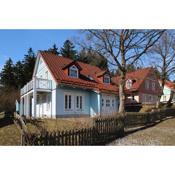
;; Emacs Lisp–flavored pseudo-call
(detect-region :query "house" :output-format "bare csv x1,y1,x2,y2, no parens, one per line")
159,80,175,103
112,68,161,108
20,51,119,118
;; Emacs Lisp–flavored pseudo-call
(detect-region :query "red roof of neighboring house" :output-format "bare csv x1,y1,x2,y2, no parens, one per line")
112,67,154,92
39,51,118,94
159,79,175,91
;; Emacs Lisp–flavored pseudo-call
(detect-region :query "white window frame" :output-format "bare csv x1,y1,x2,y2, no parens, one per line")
69,65,78,78
64,93,73,111
126,79,132,89
104,75,110,84
152,82,155,91
106,99,110,107
75,94,84,111
102,98,104,107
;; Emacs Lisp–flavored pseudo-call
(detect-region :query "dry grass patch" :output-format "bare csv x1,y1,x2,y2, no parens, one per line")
26,117,94,133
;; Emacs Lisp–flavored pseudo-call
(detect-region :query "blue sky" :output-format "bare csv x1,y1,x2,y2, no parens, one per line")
0,30,79,70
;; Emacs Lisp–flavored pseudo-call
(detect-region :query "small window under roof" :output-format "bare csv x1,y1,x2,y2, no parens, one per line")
104,74,110,84
69,65,78,78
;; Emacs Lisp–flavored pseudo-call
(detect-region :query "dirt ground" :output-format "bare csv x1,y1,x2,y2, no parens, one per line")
110,116,175,146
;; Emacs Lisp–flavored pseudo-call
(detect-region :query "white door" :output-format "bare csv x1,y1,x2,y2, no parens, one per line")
101,94,117,116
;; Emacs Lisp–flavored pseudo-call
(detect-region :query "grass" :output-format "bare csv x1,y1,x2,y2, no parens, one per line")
0,115,93,146
24,117,94,134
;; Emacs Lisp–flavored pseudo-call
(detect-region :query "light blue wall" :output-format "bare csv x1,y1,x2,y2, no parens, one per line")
56,86,91,116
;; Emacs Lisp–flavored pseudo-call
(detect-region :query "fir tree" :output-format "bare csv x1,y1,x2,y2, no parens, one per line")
60,40,77,60
23,48,36,83
14,61,25,88
48,44,59,55
0,58,16,88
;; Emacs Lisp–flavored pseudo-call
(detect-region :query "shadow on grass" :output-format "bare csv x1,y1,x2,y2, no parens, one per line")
0,117,14,128
125,116,175,136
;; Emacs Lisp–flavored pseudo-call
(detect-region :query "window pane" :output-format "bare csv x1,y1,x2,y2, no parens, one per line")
69,95,71,109
80,96,82,109
77,96,79,108
104,76,110,84
102,99,104,106
106,99,110,107
65,95,67,109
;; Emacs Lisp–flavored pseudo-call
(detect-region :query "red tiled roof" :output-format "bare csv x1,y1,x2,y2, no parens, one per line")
112,67,154,92
39,51,118,93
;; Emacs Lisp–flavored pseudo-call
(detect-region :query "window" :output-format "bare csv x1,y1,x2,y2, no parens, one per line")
65,94,72,110
106,99,110,107
126,79,132,89
149,95,152,102
152,82,155,91
112,99,114,107
145,80,149,89
45,71,48,79
163,95,166,101
104,75,110,84
69,65,78,78
102,99,104,106
76,95,83,110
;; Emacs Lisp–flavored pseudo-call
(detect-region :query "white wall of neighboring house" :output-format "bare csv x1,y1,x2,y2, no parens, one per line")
160,85,175,103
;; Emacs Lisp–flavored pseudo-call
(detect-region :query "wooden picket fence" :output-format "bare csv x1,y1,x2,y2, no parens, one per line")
21,108,175,146
22,117,124,146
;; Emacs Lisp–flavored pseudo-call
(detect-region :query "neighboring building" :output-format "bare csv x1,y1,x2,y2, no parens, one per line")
159,80,175,103
20,51,119,118
112,68,161,107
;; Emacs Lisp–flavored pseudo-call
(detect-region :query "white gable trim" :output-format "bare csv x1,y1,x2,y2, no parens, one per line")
33,52,57,86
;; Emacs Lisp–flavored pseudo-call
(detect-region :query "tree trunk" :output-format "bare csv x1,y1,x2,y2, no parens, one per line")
118,71,125,113
167,90,174,107
118,33,126,113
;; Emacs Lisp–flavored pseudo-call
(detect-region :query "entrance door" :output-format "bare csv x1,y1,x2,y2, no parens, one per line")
101,94,117,116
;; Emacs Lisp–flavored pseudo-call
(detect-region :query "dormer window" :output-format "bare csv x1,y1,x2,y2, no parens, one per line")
126,79,132,89
104,75,110,84
69,65,78,78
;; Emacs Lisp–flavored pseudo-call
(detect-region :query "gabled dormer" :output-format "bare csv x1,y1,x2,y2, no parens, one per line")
62,61,82,78
96,70,111,84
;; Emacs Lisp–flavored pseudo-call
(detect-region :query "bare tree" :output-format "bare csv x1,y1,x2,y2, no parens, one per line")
149,31,175,108
82,30,165,113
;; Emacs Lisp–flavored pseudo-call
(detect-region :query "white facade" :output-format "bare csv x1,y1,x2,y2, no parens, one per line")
160,85,175,103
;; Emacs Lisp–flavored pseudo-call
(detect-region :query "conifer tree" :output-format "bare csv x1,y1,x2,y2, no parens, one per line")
48,44,59,55
23,48,36,83
0,58,16,88
60,40,77,60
